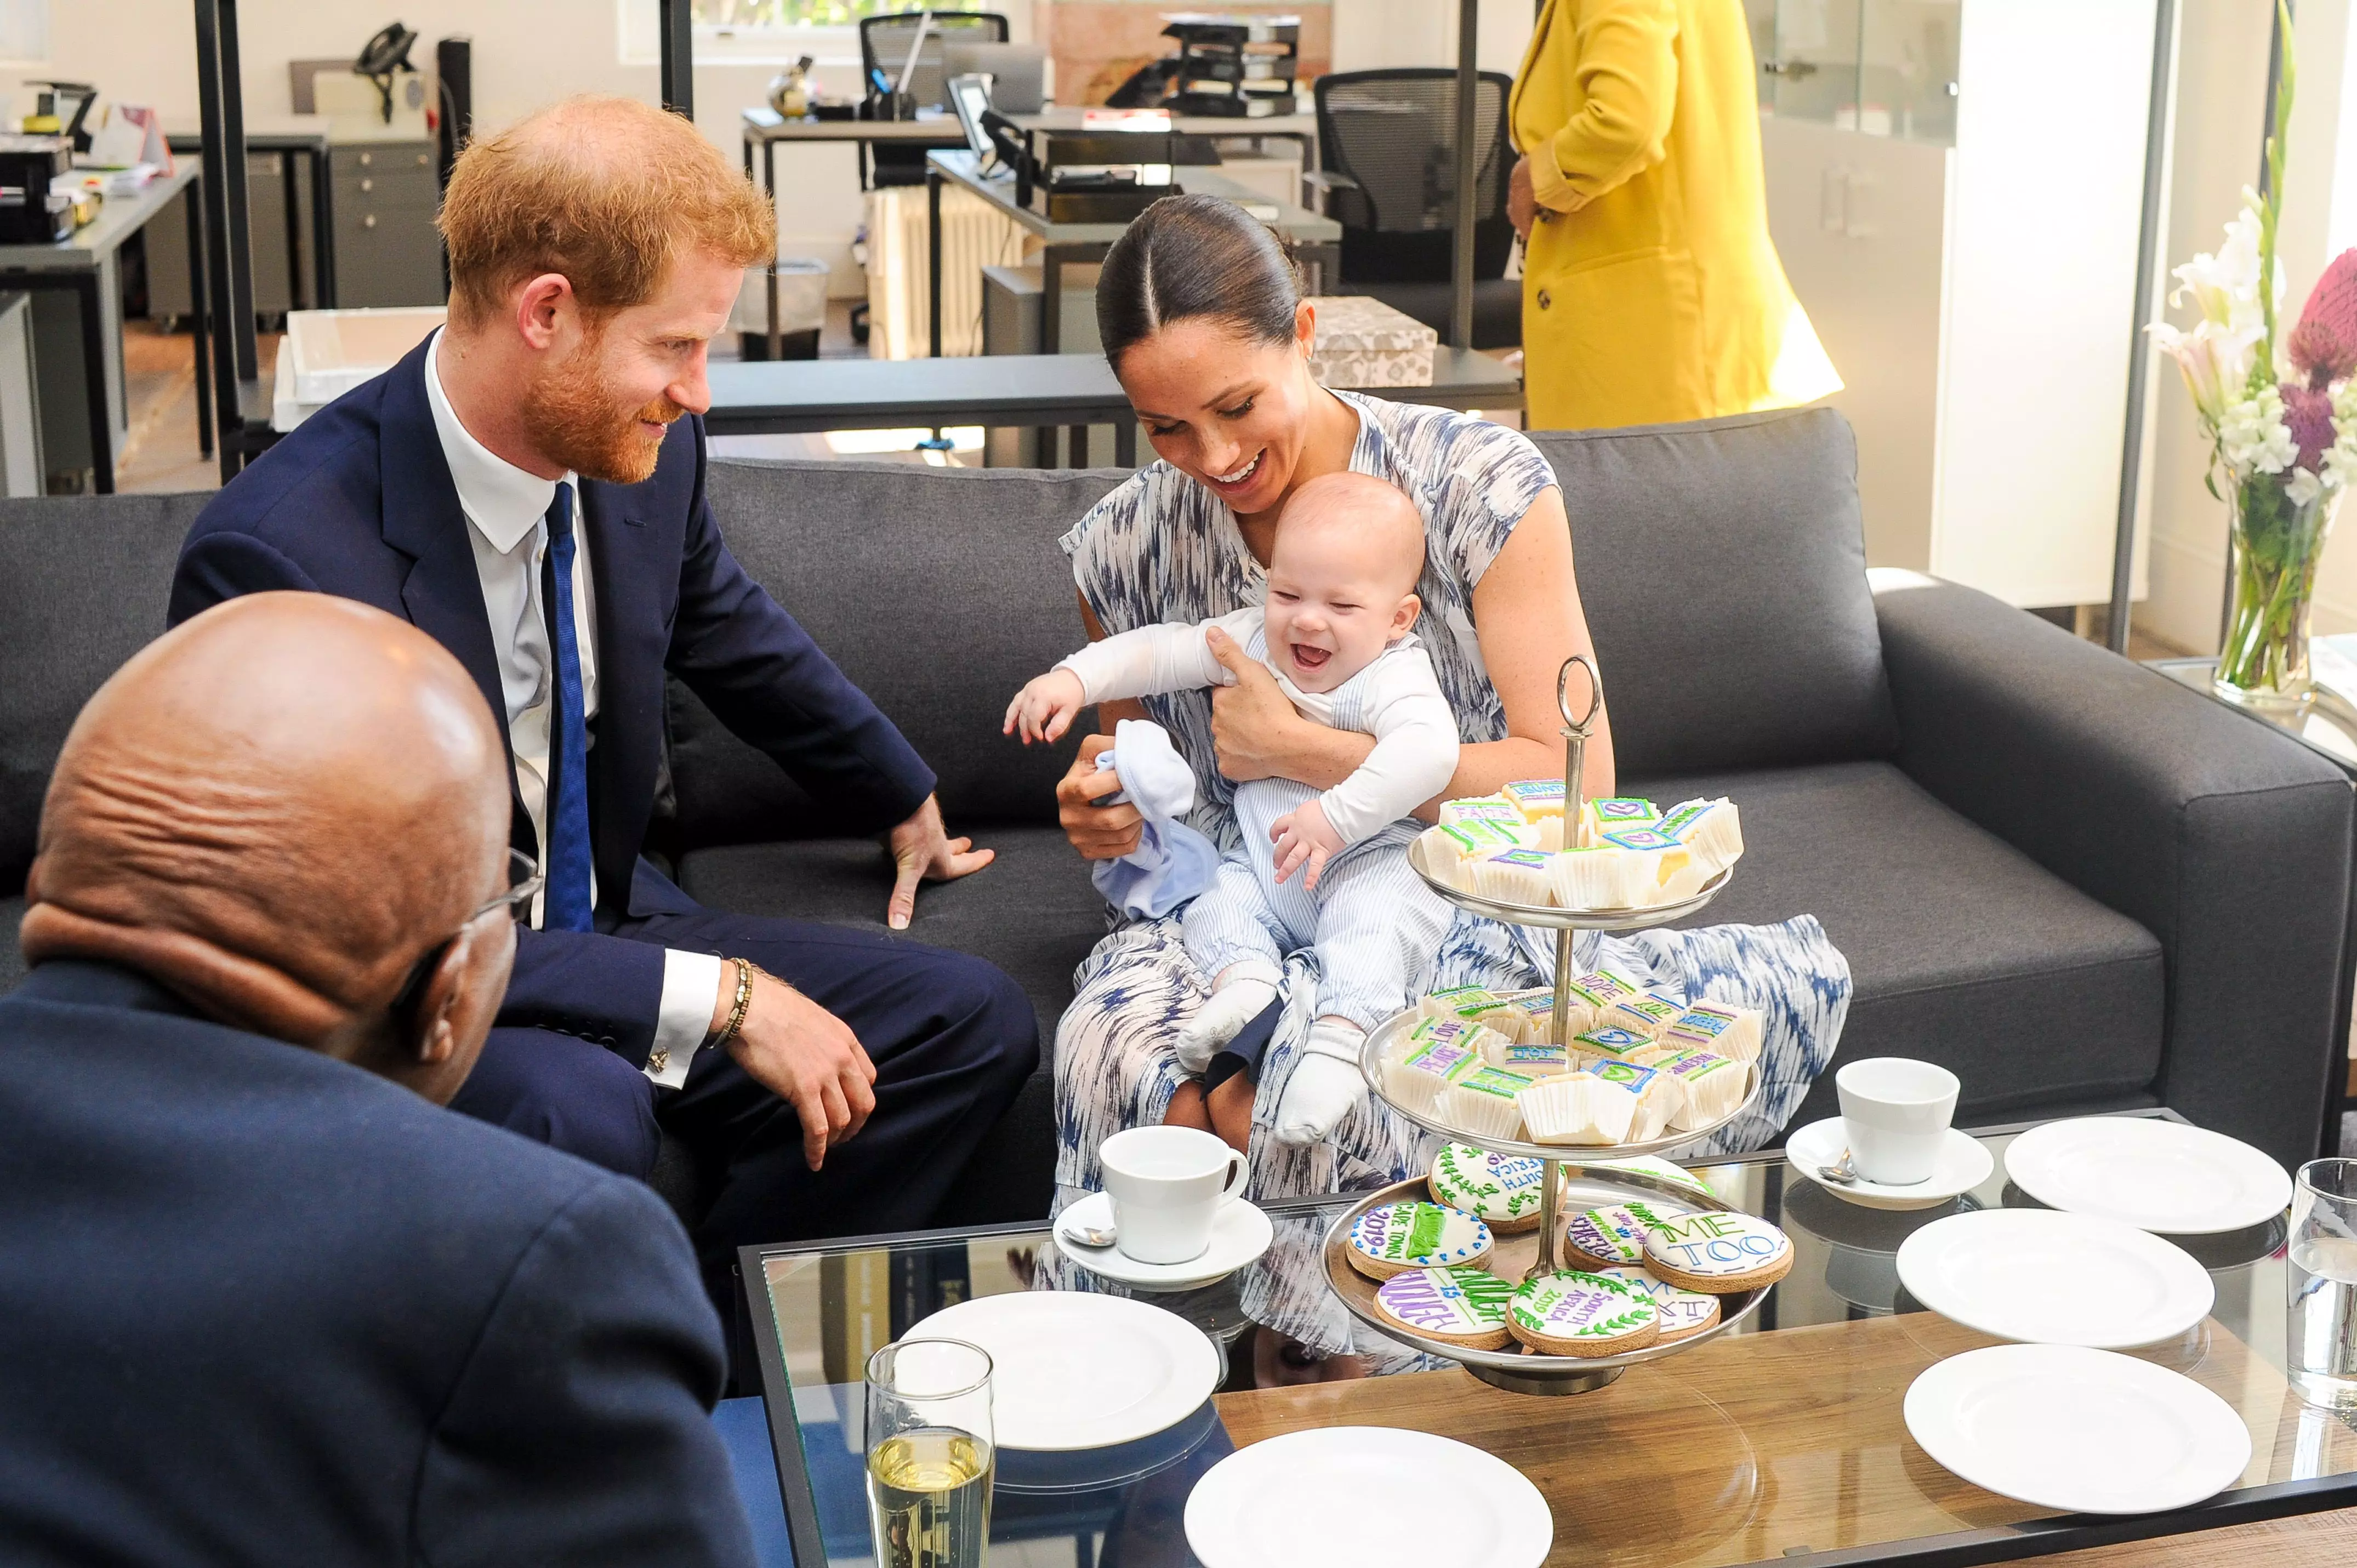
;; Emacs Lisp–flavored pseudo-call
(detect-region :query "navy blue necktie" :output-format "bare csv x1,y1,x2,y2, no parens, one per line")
542,482,596,932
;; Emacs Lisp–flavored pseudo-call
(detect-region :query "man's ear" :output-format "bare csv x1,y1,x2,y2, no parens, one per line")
513,272,576,353
402,916,514,1105
1394,592,1422,637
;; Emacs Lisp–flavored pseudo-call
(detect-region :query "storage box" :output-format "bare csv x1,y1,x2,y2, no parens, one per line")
1307,294,1436,389
283,307,446,406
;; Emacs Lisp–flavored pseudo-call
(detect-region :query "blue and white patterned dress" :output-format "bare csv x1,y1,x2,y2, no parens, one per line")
1052,391,1853,1217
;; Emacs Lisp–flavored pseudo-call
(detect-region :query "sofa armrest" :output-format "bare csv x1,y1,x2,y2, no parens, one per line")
1872,570,2353,1165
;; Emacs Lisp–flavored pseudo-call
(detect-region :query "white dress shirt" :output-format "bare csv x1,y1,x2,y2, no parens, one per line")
424,329,721,1088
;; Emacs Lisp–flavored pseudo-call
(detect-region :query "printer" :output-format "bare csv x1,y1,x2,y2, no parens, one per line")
1017,128,1221,224
0,136,73,243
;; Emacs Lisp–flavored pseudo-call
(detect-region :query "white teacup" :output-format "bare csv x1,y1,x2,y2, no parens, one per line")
1099,1126,1248,1265
1835,1057,1960,1186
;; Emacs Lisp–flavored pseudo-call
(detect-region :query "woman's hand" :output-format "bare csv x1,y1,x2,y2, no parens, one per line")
1508,155,1536,240
1057,734,1144,861
1206,625,1314,784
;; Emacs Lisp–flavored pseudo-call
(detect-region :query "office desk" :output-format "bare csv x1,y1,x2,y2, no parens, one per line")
167,117,337,312
739,107,1319,361
703,347,1522,469
924,149,1341,357
0,163,203,493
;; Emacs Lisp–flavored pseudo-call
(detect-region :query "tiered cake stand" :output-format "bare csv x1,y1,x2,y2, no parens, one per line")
1321,656,1770,1395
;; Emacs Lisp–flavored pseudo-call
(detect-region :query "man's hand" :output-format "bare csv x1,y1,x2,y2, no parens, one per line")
885,794,993,930
719,966,876,1171
1004,669,1088,744
1507,155,1536,240
1057,734,1144,860
1206,625,1305,784
1269,796,1346,890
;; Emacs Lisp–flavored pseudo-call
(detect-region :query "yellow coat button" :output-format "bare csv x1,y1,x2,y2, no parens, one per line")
1537,289,1552,310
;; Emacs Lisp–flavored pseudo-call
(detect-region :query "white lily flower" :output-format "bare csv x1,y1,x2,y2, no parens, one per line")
2287,466,2324,505
2168,194,2276,339
2152,317,2258,425
2220,384,2298,477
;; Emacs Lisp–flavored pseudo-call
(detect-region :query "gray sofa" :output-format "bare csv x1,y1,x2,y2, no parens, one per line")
3,408,2349,1232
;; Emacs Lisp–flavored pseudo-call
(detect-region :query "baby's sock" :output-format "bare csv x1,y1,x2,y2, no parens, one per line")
1176,961,1282,1075
1273,1017,1369,1146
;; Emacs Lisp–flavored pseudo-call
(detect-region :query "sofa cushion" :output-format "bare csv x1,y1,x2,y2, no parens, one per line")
1633,760,2164,1127
1531,409,1898,777
674,824,1107,1042
0,895,22,992
0,494,204,890
669,460,1126,848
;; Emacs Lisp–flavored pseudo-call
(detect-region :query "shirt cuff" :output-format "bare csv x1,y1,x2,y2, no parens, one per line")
649,949,726,1089
1527,136,1584,215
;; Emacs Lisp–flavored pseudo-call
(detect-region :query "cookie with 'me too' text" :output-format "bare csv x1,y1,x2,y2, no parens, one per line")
1629,1200,1793,1294
1375,1265,1515,1349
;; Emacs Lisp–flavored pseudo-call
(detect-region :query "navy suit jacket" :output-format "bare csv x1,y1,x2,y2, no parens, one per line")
169,339,936,1068
0,960,755,1566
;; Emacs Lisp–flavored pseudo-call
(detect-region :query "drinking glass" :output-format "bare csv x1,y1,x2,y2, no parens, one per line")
2289,1158,2357,1411
865,1338,995,1568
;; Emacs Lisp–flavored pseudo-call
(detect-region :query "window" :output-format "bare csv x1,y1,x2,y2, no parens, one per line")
694,0,981,32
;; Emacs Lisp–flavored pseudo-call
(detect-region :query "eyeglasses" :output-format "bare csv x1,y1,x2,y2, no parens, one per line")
388,849,545,1034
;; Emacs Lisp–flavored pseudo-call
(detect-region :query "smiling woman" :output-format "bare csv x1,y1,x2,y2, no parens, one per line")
1045,197,1855,1306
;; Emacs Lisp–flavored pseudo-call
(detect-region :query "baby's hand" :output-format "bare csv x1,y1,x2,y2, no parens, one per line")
1269,797,1346,890
1003,669,1089,744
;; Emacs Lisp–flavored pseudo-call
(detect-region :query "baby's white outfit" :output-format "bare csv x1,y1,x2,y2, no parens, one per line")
1056,606,1460,1031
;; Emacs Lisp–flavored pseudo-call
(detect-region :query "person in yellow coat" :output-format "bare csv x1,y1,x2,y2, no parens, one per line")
1507,0,1841,430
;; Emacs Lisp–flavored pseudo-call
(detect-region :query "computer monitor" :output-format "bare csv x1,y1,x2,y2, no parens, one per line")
947,72,1000,167
943,41,1046,115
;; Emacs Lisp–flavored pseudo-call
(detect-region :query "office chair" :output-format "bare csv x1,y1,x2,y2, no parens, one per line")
861,9,1011,188
1310,68,1521,350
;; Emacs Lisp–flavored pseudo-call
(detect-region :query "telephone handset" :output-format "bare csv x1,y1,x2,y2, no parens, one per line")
354,22,422,125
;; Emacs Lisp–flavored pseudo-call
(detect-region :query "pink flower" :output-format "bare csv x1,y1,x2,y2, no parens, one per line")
2282,381,2337,470
2290,248,2357,386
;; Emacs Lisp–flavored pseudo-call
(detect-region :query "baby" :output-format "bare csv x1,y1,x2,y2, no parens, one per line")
1007,471,1460,1145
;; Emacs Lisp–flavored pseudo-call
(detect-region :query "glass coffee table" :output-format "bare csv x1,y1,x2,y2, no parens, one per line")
742,1110,2357,1567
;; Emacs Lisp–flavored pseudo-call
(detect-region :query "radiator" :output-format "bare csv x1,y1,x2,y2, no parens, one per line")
864,186,1028,360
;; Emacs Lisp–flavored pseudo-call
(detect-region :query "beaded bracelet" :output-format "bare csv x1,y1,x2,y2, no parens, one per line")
710,955,756,1048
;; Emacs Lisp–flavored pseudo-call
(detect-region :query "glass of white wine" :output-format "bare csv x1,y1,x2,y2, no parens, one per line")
864,1337,995,1568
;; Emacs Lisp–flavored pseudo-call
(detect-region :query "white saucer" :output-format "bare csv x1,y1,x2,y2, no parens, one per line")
2004,1117,2293,1234
1785,1118,1993,1210
1895,1208,2214,1349
1054,1192,1274,1291
1904,1344,2250,1513
1185,1427,1552,1568
909,1291,1223,1452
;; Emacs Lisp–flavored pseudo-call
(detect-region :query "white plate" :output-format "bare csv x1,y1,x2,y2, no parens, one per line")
2005,1118,2292,1234
1053,1191,1274,1291
1186,1427,1552,1568
1904,1344,2250,1514
908,1292,1222,1452
1895,1209,2214,1348
1786,1118,1994,1210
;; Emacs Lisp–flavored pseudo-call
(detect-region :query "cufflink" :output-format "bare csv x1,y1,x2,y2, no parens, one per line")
650,1047,670,1075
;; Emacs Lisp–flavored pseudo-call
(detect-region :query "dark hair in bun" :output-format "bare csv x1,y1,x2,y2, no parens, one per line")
1096,193,1301,370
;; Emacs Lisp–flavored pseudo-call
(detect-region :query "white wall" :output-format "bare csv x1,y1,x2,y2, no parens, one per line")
1331,0,1532,77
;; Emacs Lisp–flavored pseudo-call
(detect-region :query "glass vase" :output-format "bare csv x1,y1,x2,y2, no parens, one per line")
2215,469,2342,709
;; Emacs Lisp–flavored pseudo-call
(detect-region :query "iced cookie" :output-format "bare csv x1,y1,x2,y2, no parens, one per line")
1420,984,1502,1022
1497,1041,1573,1077
1438,795,1527,832
1589,797,1661,831
1428,1143,1549,1233
1375,1265,1516,1349
1507,1269,1660,1356
1567,1025,1652,1067
1584,1153,1714,1197
1628,1202,1794,1294
1600,994,1683,1039
1426,820,1528,887
1345,1201,1494,1281
1596,1266,1723,1342
1560,1204,1647,1270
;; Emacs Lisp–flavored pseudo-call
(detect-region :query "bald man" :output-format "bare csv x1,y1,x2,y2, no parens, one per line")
169,95,1036,1302
0,594,753,1566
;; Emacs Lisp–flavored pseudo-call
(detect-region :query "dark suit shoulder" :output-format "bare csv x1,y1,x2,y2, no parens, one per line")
186,376,389,551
